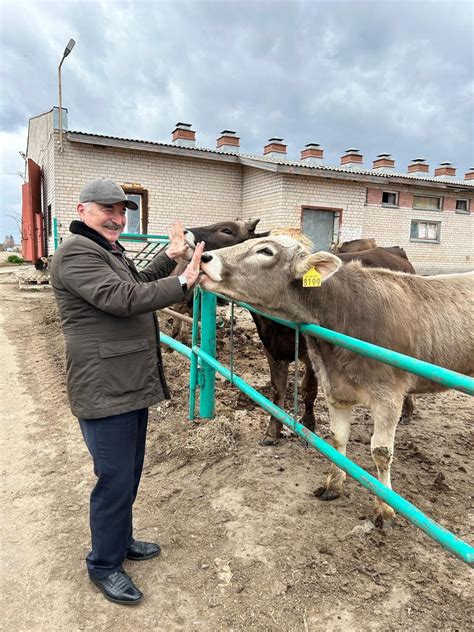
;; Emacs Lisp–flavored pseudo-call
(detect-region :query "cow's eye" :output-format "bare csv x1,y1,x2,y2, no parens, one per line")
257,247,274,256
220,228,234,235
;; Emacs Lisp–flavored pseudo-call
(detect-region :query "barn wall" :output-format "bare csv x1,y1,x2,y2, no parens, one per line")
363,186,474,274
241,167,284,230
53,141,243,251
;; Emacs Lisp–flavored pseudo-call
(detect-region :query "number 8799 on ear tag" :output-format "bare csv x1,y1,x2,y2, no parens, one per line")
302,268,322,288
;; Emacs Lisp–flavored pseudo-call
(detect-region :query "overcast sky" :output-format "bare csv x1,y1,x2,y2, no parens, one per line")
1,0,473,242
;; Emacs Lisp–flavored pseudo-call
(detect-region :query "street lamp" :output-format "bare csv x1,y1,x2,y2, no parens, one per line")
58,38,76,153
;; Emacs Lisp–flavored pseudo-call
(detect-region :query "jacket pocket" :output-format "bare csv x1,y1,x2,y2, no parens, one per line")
99,337,150,396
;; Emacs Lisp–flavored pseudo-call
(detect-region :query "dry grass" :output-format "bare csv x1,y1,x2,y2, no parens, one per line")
182,415,239,458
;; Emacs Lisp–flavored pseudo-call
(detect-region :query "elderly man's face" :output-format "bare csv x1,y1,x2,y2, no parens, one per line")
77,202,127,243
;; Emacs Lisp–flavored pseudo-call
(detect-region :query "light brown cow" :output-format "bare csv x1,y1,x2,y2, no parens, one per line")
199,236,473,525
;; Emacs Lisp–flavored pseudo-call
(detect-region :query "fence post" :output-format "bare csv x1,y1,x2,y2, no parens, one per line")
199,291,217,418
53,217,59,251
188,288,201,420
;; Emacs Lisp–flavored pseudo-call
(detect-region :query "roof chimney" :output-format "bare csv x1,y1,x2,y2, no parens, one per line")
434,162,456,179
263,138,287,159
341,148,363,169
464,167,474,181
300,143,324,166
216,130,240,153
407,158,429,174
372,153,395,171
172,122,196,148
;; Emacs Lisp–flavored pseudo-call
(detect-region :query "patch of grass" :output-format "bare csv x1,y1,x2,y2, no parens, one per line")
7,255,24,265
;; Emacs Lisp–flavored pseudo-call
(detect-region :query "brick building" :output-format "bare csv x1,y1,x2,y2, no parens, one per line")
23,107,473,274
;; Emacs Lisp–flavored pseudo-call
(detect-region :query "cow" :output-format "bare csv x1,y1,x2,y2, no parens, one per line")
199,236,473,525
332,238,377,253
252,231,416,445
166,219,268,339
338,248,415,274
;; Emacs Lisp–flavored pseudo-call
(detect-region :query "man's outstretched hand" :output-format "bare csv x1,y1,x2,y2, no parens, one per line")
166,221,192,260
182,241,205,289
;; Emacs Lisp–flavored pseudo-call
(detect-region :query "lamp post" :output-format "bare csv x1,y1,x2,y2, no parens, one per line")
58,38,76,153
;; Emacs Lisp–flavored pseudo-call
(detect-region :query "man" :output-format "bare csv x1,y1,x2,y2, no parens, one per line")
50,178,204,605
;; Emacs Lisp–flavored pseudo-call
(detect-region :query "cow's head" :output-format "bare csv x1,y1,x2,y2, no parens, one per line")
184,218,262,252
199,236,342,321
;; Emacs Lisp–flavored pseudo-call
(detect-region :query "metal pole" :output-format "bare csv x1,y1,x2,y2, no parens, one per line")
58,58,64,152
199,291,217,418
189,289,201,420
53,217,59,251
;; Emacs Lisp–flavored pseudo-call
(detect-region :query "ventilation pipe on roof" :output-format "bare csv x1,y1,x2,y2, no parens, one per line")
216,130,240,153
372,153,395,171
172,122,196,148
434,162,456,179
407,158,429,175
300,143,324,166
340,148,363,169
263,138,287,159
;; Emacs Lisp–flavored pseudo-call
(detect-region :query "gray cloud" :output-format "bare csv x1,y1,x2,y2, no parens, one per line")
1,0,472,241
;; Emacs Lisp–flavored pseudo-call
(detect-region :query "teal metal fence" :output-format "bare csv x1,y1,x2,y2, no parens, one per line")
159,287,474,565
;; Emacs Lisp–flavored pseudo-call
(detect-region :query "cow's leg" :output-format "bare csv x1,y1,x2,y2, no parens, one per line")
370,398,403,527
314,403,352,500
299,353,318,433
400,394,415,424
260,355,289,446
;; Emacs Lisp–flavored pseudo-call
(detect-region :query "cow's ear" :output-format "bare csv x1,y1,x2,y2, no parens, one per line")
293,251,342,281
244,218,260,233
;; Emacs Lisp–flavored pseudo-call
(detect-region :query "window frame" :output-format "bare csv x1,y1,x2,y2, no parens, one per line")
121,185,149,236
381,190,399,207
455,199,470,214
412,195,442,212
410,220,441,243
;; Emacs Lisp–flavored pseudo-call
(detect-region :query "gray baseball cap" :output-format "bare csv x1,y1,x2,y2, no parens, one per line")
79,178,138,210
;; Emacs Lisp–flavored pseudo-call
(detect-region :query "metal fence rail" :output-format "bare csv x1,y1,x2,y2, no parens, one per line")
159,288,474,565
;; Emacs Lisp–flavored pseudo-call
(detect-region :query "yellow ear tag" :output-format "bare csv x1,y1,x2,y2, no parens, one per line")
303,267,322,288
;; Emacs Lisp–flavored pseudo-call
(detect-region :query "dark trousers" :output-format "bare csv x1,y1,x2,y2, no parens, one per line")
79,408,149,579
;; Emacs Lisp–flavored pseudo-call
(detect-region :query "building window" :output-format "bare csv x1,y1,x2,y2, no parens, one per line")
455,199,470,214
125,194,142,234
410,220,441,243
412,195,442,211
382,191,398,207
121,186,149,235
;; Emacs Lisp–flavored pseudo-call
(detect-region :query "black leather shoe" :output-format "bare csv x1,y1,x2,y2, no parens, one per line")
126,540,161,561
90,570,143,605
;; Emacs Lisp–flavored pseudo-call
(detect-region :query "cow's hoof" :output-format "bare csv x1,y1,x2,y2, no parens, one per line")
373,505,396,529
259,436,280,447
399,415,411,425
313,487,340,501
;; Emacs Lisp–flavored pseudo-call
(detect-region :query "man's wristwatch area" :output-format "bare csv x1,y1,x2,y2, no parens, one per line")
178,275,188,292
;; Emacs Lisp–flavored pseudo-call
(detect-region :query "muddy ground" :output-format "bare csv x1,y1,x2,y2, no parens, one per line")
1,282,472,631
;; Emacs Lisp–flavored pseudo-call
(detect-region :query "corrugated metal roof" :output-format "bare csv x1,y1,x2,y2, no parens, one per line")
68,130,474,188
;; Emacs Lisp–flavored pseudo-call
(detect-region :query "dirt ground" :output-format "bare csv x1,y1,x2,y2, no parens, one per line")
1,282,473,632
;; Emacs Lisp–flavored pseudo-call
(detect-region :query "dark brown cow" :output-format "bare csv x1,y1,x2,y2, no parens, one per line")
338,248,415,273
333,238,377,253
166,219,267,339
199,236,473,525
252,246,416,445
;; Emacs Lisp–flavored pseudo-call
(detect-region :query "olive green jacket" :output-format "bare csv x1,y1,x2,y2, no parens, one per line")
50,222,185,419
